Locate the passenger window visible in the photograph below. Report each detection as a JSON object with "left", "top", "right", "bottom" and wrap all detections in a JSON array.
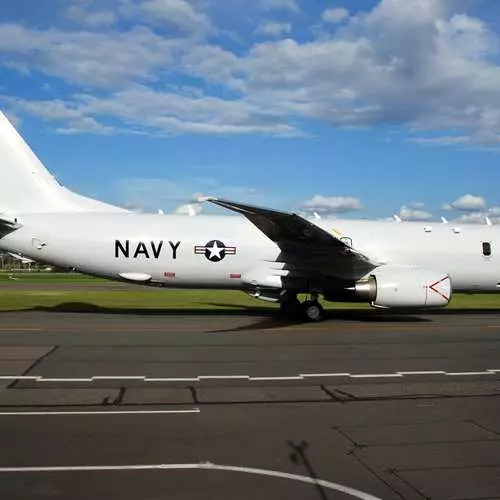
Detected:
[{"left": 482, "top": 242, "right": 492, "bottom": 257}]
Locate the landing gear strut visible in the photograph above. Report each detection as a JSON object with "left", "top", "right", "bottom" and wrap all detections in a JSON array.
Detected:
[
  {"left": 279, "top": 292, "right": 325, "bottom": 322},
  {"left": 279, "top": 295, "right": 302, "bottom": 320}
]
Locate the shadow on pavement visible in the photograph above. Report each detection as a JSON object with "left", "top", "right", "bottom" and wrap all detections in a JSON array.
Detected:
[
  {"left": 4, "top": 303, "right": 497, "bottom": 334},
  {"left": 7, "top": 301, "right": 430, "bottom": 324}
]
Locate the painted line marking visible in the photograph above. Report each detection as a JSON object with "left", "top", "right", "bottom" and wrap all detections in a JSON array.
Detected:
[
  {"left": 0, "top": 370, "right": 499, "bottom": 384},
  {"left": 0, "top": 462, "right": 381, "bottom": 500},
  {"left": 397, "top": 371, "right": 446, "bottom": 375},
  {"left": 145, "top": 377, "right": 199, "bottom": 382},
  {"left": 92, "top": 376, "right": 146, "bottom": 381},
  {"left": 446, "top": 371, "right": 495, "bottom": 376},
  {"left": 37, "top": 378, "right": 93, "bottom": 383},
  {"left": 198, "top": 375, "right": 250, "bottom": 381},
  {"left": 0, "top": 409, "right": 200, "bottom": 416},
  {"left": 249, "top": 376, "right": 304, "bottom": 381},
  {"left": 0, "top": 376, "right": 40, "bottom": 381}
]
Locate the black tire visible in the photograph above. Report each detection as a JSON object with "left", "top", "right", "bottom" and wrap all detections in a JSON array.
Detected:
[{"left": 301, "top": 301, "right": 325, "bottom": 322}]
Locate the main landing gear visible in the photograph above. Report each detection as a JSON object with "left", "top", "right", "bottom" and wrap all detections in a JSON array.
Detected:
[{"left": 279, "top": 293, "right": 325, "bottom": 322}]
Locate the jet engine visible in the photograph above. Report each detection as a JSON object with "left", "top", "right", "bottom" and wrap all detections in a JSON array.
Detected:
[{"left": 354, "top": 265, "right": 451, "bottom": 308}]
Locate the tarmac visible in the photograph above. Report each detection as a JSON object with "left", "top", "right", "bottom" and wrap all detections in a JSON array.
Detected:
[{"left": 1, "top": 307, "right": 500, "bottom": 499}]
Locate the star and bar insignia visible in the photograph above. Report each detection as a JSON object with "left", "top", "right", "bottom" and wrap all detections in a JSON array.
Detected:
[{"left": 194, "top": 240, "right": 236, "bottom": 262}]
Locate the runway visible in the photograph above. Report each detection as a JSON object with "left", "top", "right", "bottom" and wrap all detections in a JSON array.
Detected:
[{"left": 1, "top": 310, "right": 500, "bottom": 499}]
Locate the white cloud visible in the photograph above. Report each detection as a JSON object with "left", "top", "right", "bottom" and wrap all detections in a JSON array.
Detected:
[
  {"left": 67, "top": 6, "right": 117, "bottom": 28},
  {"left": 5, "top": 98, "right": 83, "bottom": 121},
  {"left": 454, "top": 212, "right": 489, "bottom": 224},
  {"left": 77, "top": 86, "right": 299, "bottom": 136},
  {"left": 6, "top": 87, "right": 301, "bottom": 137},
  {"left": 2, "top": 0, "right": 500, "bottom": 144},
  {"left": 303, "top": 195, "right": 364, "bottom": 214},
  {"left": 0, "top": 24, "right": 181, "bottom": 88},
  {"left": 322, "top": 7, "right": 349, "bottom": 24},
  {"left": 255, "top": 21, "right": 291, "bottom": 38},
  {"left": 259, "top": 0, "right": 300, "bottom": 13},
  {"left": 115, "top": 177, "right": 264, "bottom": 213},
  {"left": 407, "top": 136, "right": 470, "bottom": 146},
  {"left": 137, "top": 0, "right": 211, "bottom": 34},
  {"left": 173, "top": 203, "right": 203, "bottom": 215},
  {"left": 443, "top": 194, "right": 486, "bottom": 211},
  {"left": 56, "top": 116, "right": 113, "bottom": 135},
  {"left": 398, "top": 202, "right": 432, "bottom": 221},
  {"left": 238, "top": 0, "right": 500, "bottom": 145}
]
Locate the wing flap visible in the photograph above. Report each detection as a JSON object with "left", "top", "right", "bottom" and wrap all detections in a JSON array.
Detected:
[{"left": 208, "top": 198, "right": 377, "bottom": 280}]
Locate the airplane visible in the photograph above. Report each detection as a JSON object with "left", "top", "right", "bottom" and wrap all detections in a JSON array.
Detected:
[{"left": 0, "top": 111, "right": 497, "bottom": 321}]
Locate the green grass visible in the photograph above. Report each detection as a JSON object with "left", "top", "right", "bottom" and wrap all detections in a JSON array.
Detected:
[
  {"left": 0, "top": 289, "right": 266, "bottom": 312},
  {"left": 0, "top": 272, "right": 108, "bottom": 283},
  {"left": 0, "top": 272, "right": 500, "bottom": 311}
]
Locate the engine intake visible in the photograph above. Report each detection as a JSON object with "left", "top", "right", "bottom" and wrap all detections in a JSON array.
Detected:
[{"left": 354, "top": 265, "right": 451, "bottom": 308}]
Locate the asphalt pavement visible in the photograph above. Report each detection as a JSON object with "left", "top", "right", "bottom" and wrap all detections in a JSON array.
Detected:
[{"left": 1, "top": 308, "right": 500, "bottom": 499}]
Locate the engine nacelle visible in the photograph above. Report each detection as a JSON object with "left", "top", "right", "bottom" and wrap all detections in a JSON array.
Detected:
[{"left": 354, "top": 265, "right": 451, "bottom": 308}]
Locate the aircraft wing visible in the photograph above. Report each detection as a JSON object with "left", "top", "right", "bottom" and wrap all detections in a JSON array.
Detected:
[
  {"left": 208, "top": 198, "right": 377, "bottom": 280},
  {"left": 0, "top": 216, "right": 21, "bottom": 238}
]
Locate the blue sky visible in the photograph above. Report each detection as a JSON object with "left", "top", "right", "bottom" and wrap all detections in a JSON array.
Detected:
[{"left": 1, "top": 0, "right": 500, "bottom": 222}]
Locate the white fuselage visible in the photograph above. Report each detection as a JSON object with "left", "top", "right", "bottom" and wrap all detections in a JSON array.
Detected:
[{"left": 0, "top": 213, "right": 498, "bottom": 293}]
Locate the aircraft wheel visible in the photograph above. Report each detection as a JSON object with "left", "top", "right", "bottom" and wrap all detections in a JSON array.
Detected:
[{"left": 302, "top": 301, "right": 325, "bottom": 322}]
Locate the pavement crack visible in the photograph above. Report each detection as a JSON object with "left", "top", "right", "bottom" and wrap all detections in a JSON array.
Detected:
[
  {"left": 334, "top": 388, "right": 357, "bottom": 401},
  {"left": 112, "top": 387, "right": 126, "bottom": 406},
  {"left": 7, "top": 345, "right": 60, "bottom": 389},
  {"left": 189, "top": 386, "right": 199, "bottom": 405},
  {"left": 466, "top": 419, "right": 500, "bottom": 438},
  {"left": 320, "top": 385, "right": 354, "bottom": 403},
  {"left": 334, "top": 427, "right": 406, "bottom": 500},
  {"left": 389, "top": 469, "right": 431, "bottom": 499}
]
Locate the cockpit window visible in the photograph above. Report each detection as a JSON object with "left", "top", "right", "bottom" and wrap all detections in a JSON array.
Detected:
[{"left": 482, "top": 242, "right": 492, "bottom": 257}]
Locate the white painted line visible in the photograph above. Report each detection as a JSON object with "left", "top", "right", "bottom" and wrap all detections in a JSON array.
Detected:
[
  {"left": 397, "top": 371, "right": 446, "bottom": 376},
  {"left": 145, "top": 377, "right": 199, "bottom": 383},
  {"left": 92, "top": 376, "right": 146, "bottom": 381},
  {"left": 249, "top": 376, "right": 304, "bottom": 381},
  {"left": 0, "top": 376, "right": 40, "bottom": 381},
  {"left": 0, "top": 409, "right": 200, "bottom": 416},
  {"left": 0, "top": 369, "right": 498, "bottom": 385},
  {"left": 445, "top": 371, "right": 494, "bottom": 376},
  {"left": 37, "top": 378, "right": 93, "bottom": 383},
  {"left": 0, "top": 462, "right": 381, "bottom": 500}
]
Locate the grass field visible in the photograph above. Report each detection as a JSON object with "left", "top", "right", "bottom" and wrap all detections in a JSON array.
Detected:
[
  {"left": 0, "top": 272, "right": 107, "bottom": 283},
  {"left": 1, "top": 272, "right": 500, "bottom": 312}
]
